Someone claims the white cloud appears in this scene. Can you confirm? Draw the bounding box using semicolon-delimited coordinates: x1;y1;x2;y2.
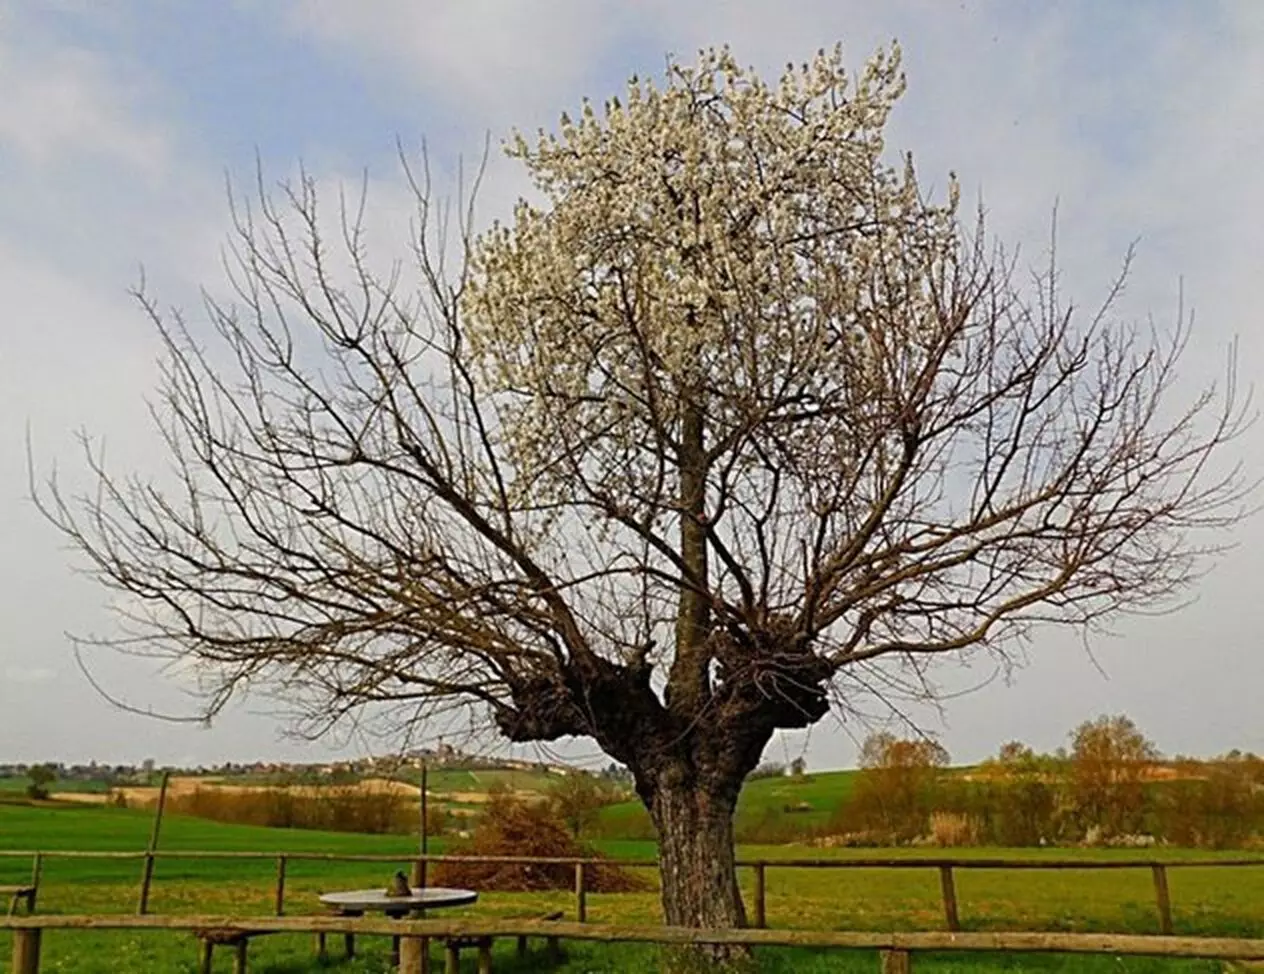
276;0;636;130
0;23;168;173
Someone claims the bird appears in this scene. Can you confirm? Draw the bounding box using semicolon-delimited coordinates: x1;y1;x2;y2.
385;870;412;898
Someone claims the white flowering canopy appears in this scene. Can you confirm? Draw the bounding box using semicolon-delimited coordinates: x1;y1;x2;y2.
469;43;957;505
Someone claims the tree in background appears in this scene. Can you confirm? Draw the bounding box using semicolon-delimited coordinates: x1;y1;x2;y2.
1158;751;1264;848
548;772;615;838
838;732;950;841
1069;714;1159;837
25;764;56;801
38;41;1250;935
988;740;1057;846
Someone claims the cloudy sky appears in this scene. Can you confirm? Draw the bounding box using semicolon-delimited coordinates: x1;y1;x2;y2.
2;1;1262;770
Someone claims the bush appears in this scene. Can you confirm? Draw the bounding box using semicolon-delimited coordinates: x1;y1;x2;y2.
830;733;949;843
1155;757;1264;848
432;790;647;892
166;783;415;834
928;811;976;847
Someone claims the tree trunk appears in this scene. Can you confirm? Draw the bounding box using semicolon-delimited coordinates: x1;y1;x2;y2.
651;772;746;930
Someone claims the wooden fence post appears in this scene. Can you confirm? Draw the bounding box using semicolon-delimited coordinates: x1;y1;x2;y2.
1151;863;1173;935
136;854;156;916
274;855;287;916
575;862;587;923
880;948;911;973
938;865;960;932
28;853;42;912
137;771;170;915
12;928;41;974
753;861;767;929
399;934;429;974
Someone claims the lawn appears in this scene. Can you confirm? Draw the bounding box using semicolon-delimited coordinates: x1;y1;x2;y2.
1;802;1261;972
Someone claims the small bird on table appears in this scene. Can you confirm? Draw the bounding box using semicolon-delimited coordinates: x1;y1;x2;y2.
384;870;411;897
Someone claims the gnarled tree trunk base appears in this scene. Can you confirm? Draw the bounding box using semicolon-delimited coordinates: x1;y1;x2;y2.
650;771;753;970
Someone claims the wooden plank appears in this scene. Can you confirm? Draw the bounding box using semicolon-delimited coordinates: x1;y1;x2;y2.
198;938;213;974
575;862;587;923
1153;864;1174;935
478;938;493;974
444;941;460;974
3;915;1264;960
12;928;40;974
938;865;960;932
753;862;766;929
4;847;1255;871
232;938;248;974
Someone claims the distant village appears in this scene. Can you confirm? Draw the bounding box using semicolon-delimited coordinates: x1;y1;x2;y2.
0;743;627;786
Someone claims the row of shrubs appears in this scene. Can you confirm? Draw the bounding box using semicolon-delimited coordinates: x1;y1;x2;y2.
146;785;451;835
831;768;1264;849
829;720;1264;849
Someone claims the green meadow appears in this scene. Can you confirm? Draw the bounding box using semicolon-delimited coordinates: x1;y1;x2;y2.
2;801;1262;972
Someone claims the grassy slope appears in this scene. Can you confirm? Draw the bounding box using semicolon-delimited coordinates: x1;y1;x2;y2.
597;770;861;837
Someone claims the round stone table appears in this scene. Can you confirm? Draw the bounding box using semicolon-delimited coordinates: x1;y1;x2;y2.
319;887;478;917
318;887;477;972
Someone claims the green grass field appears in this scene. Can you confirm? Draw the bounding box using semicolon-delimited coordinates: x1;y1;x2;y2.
2;802;1263;972
0;776;111;795
596;770;862;839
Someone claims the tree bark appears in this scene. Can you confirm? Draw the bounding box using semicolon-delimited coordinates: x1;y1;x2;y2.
650;769;747;930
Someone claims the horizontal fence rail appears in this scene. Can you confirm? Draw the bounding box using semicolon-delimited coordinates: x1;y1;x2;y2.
4;914;1264;974
3;850;1263;938
2;849;1263;867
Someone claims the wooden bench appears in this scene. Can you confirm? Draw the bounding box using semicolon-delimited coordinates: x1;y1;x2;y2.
192;927;276;974
441;910;565;973
1;885;36;916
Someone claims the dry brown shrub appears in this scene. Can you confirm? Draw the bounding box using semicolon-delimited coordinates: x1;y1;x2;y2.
432;790;648;893
928;811;975;847
166;784;414;834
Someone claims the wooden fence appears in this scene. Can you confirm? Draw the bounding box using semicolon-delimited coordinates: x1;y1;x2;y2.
3;849;1263;937
4;913;1264;974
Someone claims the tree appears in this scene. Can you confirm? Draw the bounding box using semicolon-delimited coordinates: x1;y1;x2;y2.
38;43;1248;934
26;764;56;801
840;732;950;840
989;740;1057;846
547;772;612;838
1069;714;1159;836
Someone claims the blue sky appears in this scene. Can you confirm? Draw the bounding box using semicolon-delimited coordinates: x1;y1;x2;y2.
2;1;1263;770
